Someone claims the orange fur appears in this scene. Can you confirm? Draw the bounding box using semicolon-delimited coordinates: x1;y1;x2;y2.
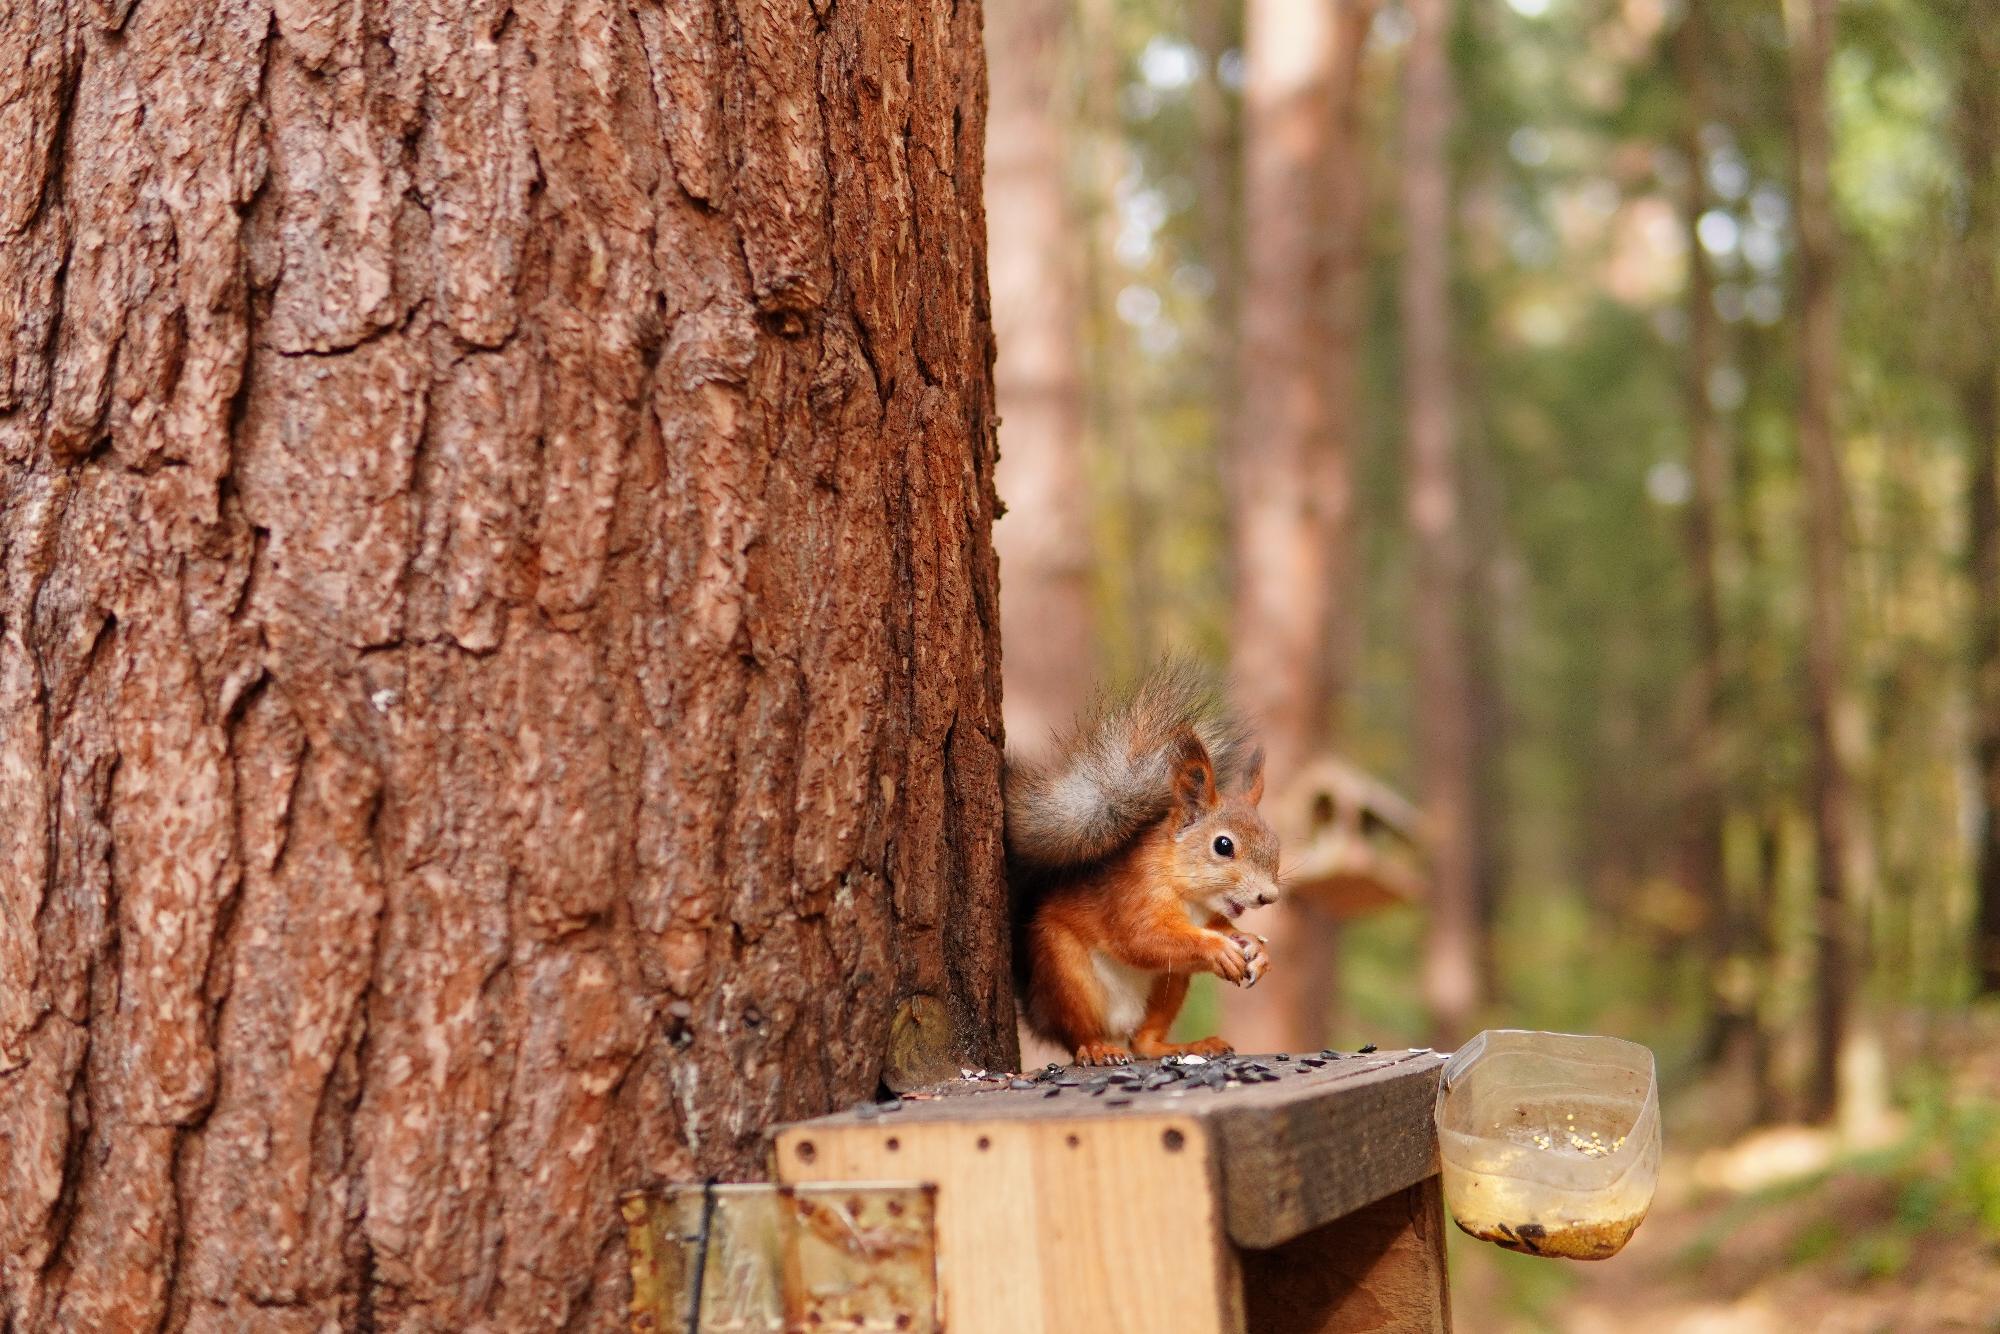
1016;736;1278;1065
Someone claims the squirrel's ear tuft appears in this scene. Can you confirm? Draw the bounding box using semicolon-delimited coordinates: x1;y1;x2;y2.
1169;730;1219;826
1240;747;1266;806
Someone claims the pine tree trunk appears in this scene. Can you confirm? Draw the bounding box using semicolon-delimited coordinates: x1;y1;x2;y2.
1677;2;1747;1062
1402;0;1482;1044
0;4;1010;1328
1464;432;1509;1005
1958;0;2000;996
989;0;1093;755
1786;0;1864;1122
1192;0;1241;447
1749;815;1787;1122
1076;0;1157;670
1225;0;1372;1055
1323;0;1379;724
1232;0;1342;774
1728;334;1789;1120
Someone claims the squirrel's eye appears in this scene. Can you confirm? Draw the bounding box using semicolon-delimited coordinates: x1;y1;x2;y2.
1212;835;1235;858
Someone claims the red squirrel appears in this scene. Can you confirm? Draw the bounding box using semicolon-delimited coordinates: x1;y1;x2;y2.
1005;664;1281;1066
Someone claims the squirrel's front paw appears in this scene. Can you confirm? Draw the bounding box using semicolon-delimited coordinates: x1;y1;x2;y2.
1201;931;1250;983
1231;933;1270;988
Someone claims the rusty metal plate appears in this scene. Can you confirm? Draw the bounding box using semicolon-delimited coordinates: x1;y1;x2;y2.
622;1182;939;1334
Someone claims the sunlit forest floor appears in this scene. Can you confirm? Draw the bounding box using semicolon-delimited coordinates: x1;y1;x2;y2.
1452;1010;2000;1332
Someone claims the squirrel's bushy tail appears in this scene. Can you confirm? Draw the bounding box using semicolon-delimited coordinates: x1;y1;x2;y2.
1004;659;1255;871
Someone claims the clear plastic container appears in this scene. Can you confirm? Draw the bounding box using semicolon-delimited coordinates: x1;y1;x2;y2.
1434;1030;1661;1260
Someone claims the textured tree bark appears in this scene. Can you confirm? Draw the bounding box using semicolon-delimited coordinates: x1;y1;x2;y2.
1956;0;2000;996
0;3;1011;1329
1785;0;1867;1122
1224;0;1374;1056
1402;0;1482;1046
988;0;1092;758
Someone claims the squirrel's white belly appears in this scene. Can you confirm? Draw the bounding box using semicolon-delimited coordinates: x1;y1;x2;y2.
1089;951;1153;1038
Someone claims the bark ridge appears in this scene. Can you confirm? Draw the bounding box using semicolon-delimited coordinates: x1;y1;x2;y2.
0;2;1010;1327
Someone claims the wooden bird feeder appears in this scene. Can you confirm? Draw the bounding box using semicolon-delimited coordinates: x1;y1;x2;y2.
1275;756;1428;922
627;1049;1451;1333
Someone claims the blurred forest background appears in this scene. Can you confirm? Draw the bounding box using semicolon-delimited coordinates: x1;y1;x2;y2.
984;0;2000;1327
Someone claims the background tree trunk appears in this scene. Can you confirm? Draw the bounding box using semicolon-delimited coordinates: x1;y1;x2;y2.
1677;1;1748;1062
1956;0;2000;996
0;3;1010;1328
1322;0;1380;734
1785;0;1866;1123
1464;427;1509;1006
1078;0;1160;672
1192;0;1242;473
989;0;1093;756
1224;0;1370;1055
1728;330;1790;1123
1402;0;1482;1045
1231;0;1341;776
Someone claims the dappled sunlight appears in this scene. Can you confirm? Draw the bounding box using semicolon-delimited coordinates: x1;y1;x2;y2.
990;0;1998;1325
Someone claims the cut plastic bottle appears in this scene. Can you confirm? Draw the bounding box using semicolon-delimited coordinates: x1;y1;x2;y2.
1434;1029;1661;1260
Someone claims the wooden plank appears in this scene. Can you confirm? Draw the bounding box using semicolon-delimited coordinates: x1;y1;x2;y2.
1237;1177;1451;1334
767;1053;1450;1332
1206;1054;1444;1248
781;1049;1445;1251
773;1108;1243;1334
784;1050;1441;1128
620;1183;942;1333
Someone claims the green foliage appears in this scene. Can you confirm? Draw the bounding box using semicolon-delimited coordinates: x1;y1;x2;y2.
1169;972;1223;1044
1055;0;1993;1111
1338;911;1430;1047
1897;1078;2000;1234
1447;1226;1581;1331
1789;1216;1844;1267
1669;1081;2000;1299
1034;0;2000;1316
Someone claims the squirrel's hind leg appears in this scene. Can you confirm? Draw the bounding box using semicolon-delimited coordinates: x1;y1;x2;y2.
1025;915;1131;1065
1130;972;1235;1059
1074;1040;1135;1065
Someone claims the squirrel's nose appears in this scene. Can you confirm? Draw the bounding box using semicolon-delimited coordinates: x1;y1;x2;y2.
1255;892;1274;906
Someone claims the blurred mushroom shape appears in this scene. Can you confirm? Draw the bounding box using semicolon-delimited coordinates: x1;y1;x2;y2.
1275;755;1428;921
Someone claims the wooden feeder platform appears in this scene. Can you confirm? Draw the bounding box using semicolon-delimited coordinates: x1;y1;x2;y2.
738;1047;1452;1333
